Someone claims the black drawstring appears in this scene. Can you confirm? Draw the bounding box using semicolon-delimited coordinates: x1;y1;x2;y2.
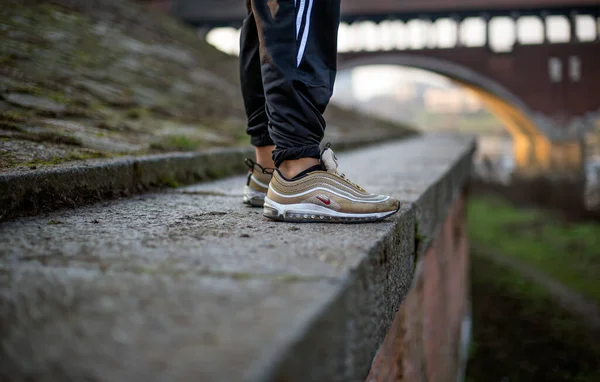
245;158;274;175
244;158;256;169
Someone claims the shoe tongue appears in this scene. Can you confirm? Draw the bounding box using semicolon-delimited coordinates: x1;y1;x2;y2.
321;148;338;173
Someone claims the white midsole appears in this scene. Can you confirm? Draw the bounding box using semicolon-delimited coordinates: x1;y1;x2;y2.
243;186;266;201
264;197;393;219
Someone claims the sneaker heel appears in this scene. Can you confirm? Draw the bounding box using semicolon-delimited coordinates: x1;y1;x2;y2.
263;205;280;219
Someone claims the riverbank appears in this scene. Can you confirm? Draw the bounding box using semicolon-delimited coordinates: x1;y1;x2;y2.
467;196;600;381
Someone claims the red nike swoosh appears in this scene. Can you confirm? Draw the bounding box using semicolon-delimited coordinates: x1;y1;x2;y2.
316;196;331;205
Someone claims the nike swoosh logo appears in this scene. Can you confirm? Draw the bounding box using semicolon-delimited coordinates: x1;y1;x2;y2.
316;196;331;205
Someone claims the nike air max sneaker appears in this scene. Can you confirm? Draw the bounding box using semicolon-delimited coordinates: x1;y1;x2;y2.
263;147;401;223
243;159;273;207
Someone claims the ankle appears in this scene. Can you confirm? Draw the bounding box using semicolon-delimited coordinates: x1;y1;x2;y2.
279;157;320;179
255;146;276;170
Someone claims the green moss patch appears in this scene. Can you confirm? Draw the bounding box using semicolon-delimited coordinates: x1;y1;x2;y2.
0;0;416;173
467;254;600;382
21;151;110;167
157;176;181;189
468;196;600;304
150;136;205;152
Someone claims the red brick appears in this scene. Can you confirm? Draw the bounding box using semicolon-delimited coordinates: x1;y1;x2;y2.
367;193;470;382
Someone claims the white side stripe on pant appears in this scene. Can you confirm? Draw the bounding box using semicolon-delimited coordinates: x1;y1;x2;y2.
295;0;314;67
295;0;305;39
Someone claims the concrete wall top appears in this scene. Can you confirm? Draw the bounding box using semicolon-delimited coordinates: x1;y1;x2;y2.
0;135;475;381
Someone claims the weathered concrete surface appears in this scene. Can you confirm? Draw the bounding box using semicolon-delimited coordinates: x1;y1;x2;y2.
0;135;475;382
0;146;252;221
367;194;471;382
0;132;415;222
0;0;416;221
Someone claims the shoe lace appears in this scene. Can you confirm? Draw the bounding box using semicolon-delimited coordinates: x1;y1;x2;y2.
244;158;274;175
321;143;366;192
336;170;366;192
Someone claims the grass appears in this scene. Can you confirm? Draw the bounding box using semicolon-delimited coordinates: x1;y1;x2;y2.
467;254;600;382
467;196;600;381
21;151;110;167
158;176;181;189
0;150;16;169
125;107;151;120
150;135;205;152
468;196;600;304
0;109;34;122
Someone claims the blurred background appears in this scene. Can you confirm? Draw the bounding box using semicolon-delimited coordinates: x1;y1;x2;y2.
1;0;599;380
205;8;600;213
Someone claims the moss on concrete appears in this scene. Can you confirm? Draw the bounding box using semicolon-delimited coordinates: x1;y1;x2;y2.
0;0;416;173
0;0;248;170
150;135;207;152
20;151;111;167
0;149;16;169
157;176;181;189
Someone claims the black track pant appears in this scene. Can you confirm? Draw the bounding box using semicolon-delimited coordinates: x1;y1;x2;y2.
240;0;341;167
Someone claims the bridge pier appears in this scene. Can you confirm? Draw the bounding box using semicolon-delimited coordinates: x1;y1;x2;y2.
461;82;583;176
513;136;584;176
533;138;583;175
337;32;599;176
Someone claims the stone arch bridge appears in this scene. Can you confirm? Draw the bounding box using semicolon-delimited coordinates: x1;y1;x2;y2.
152;0;600;175
338;41;599;175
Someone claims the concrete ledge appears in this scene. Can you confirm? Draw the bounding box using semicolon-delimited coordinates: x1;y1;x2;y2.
367;191;472;381
0;148;252;221
0;135;475;381
263;135;476;381
415;135;475;254
0;147;253;222
0;133;414;222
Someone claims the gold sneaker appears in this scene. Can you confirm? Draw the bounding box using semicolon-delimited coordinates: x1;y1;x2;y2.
243;159;273;207
263;147;401;223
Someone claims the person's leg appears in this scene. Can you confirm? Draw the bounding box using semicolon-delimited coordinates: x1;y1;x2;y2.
250;0;341;177
240;0;275;206
250;0;400;222
240;0;276;170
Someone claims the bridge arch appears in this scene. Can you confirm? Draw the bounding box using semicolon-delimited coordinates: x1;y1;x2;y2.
338;54;573;173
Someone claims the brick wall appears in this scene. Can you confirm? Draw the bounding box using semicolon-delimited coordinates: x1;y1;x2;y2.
367;194;470;382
